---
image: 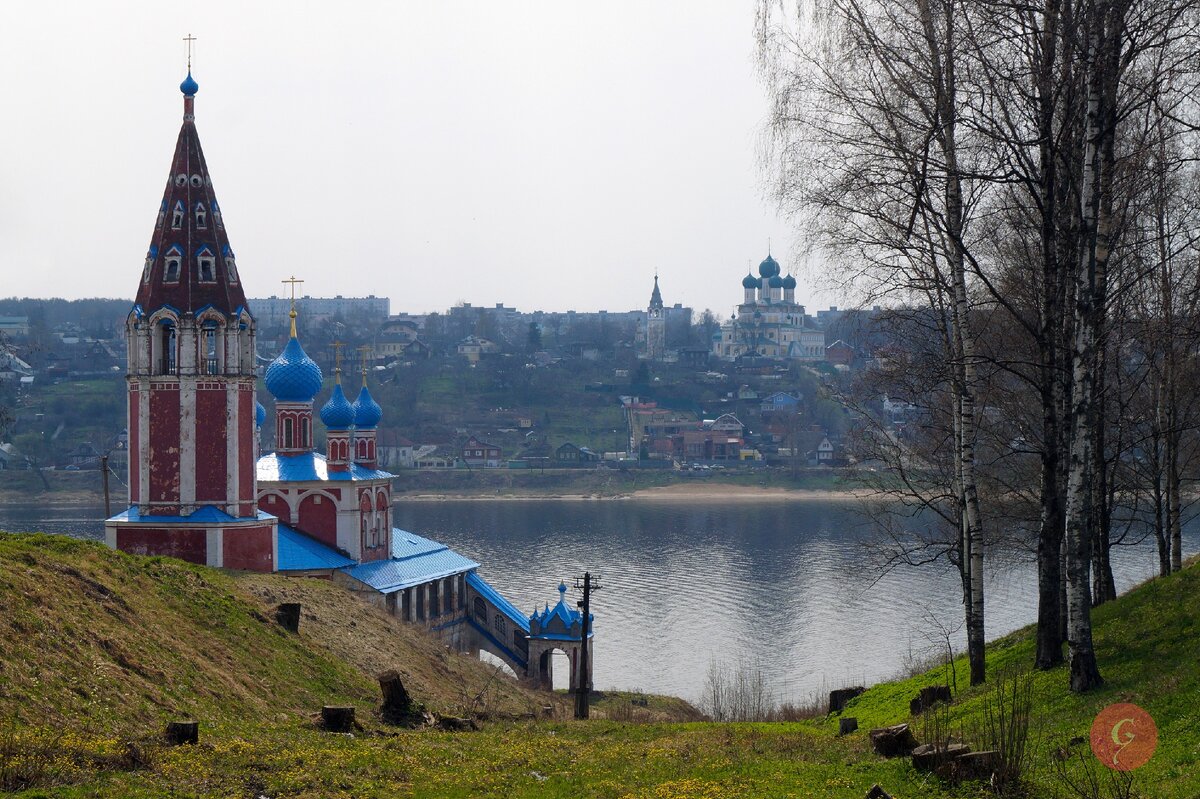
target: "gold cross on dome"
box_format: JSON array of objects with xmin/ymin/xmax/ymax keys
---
[
  {"xmin": 184, "ymin": 34, "xmax": 197, "ymax": 70},
  {"xmin": 358, "ymin": 346, "xmax": 372, "ymax": 379},
  {"xmin": 332, "ymin": 341, "xmax": 345, "ymax": 371},
  {"xmin": 282, "ymin": 276, "xmax": 304, "ymax": 336}
]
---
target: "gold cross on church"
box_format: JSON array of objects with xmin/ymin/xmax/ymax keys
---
[
  {"xmin": 331, "ymin": 341, "xmax": 345, "ymax": 377},
  {"xmin": 183, "ymin": 34, "xmax": 197, "ymax": 70},
  {"xmin": 282, "ymin": 276, "xmax": 304, "ymax": 336},
  {"xmin": 358, "ymin": 346, "xmax": 372, "ymax": 378}
]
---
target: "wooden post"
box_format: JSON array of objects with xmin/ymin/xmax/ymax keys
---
[
  {"xmin": 573, "ymin": 572, "xmax": 601, "ymax": 720},
  {"xmin": 165, "ymin": 720, "xmax": 199, "ymax": 745},
  {"xmin": 100, "ymin": 454, "xmax": 111, "ymax": 517}
]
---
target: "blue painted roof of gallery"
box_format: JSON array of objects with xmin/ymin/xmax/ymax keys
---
[
  {"xmin": 340, "ymin": 529, "xmax": 479, "ymax": 594},
  {"xmin": 466, "ymin": 572, "xmax": 531, "ymax": 633},
  {"xmin": 106, "ymin": 505, "xmax": 276, "ymax": 524},
  {"xmin": 257, "ymin": 451, "xmax": 394, "ymax": 482},
  {"xmin": 276, "ymin": 523, "xmax": 355, "ymax": 571}
]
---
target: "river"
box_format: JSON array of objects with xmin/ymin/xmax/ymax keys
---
[{"xmin": 1, "ymin": 497, "xmax": 1193, "ymax": 704}]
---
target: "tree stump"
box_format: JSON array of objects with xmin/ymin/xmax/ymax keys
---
[
  {"xmin": 910, "ymin": 685, "xmax": 952, "ymax": 715},
  {"xmin": 869, "ymin": 723, "xmax": 919, "ymax": 757},
  {"xmin": 864, "ymin": 785, "xmax": 894, "ymax": 799},
  {"xmin": 321, "ymin": 705, "xmax": 356, "ymax": 732},
  {"xmin": 953, "ymin": 750, "xmax": 1000, "ymax": 782},
  {"xmin": 378, "ymin": 669, "xmax": 412, "ymax": 722},
  {"xmin": 839, "ymin": 717, "xmax": 859, "ymax": 736},
  {"xmin": 165, "ymin": 720, "xmax": 199, "ymax": 746},
  {"xmin": 828, "ymin": 686, "xmax": 865, "ymax": 714},
  {"xmin": 276, "ymin": 602, "xmax": 301, "ymax": 633},
  {"xmin": 911, "ymin": 742, "xmax": 971, "ymax": 772}
]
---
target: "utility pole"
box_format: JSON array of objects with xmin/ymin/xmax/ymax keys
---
[
  {"xmin": 573, "ymin": 571, "xmax": 601, "ymax": 719},
  {"xmin": 100, "ymin": 454, "xmax": 111, "ymax": 517}
]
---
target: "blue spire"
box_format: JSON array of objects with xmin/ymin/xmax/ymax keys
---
[
  {"xmin": 264, "ymin": 335, "xmax": 323, "ymax": 403},
  {"xmin": 180, "ymin": 71, "xmax": 199, "ymax": 96},
  {"xmin": 320, "ymin": 382, "xmax": 356, "ymax": 430},
  {"xmin": 352, "ymin": 383, "xmax": 382, "ymax": 429}
]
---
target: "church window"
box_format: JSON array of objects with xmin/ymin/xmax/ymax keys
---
[
  {"xmin": 198, "ymin": 256, "xmax": 215, "ymax": 283},
  {"xmin": 494, "ymin": 614, "xmax": 506, "ymax": 635},
  {"xmin": 190, "ymin": 174, "xmax": 202, "ymax": 187},
  {"xmin": 142, "ymin": 255, "xmax": 153, "ymax": 284},
  {"xmin": 267, "ymin": 494, "xmax": 275, "ymax": 504},
  {"xmin": 300, "ymin": 417, "xmax": 310, "ymax": 448},
  {"xmin": 159, "ymin": 325, "xmax": 177, "ymax": 375},
  {"xmin": 283, "ymin": 417, "xmax": 294, "ymax": 449},
  {"xmin": 212, "ymin": 201, "xmax": 222, "ymax": 227},
  {"xmin": 313, "ymin": 495, "xmax": 321, "ymax": 504},
  {"xmin": 164, "ymin": 256, "xmax": 181, "ymax": 283},
  {"xmin": 195, "ymin": 203, "xmax": 207, "ymax": 228},
  {"xmin": 171, "ymin": 201, "xmax": 185, "ymax": 229},
  {"xmin": 473, "ymin": 597, "xmax": 486, "ymax": 623},
  {"xmin": 226, "ymin": 257, "xmax": 238, "ymax": 283},
  {"xmin": 202, "ymin": 325, "xmax": 218, "ymax": 374}
]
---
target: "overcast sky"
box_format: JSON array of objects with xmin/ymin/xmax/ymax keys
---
[{"xmin": 0, "ymin": 2, "xmax": 828, "ymax": 318}]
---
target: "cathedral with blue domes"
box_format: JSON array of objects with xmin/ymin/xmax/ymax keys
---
[
  {"xmin": 105, "ymin": 66, "xmax": 593, "ymax": 690},
  {"xmin": 711, "ymin": 254, "xmax": 825, "ymax": 361}
]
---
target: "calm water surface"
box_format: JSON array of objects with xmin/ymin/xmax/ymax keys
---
[{"xmin": 2, "ymin": 498, "xmax": 1194, "ymax": 704}]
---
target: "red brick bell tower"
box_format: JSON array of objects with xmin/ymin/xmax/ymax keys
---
[{"xmin": 105, "ymin": 68, "xmax": 277, "ymax": 571}]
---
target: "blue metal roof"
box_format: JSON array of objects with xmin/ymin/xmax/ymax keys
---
[
  {"xmin": 339, "ymin": 530, "xmax": 478, "ymax": 594},
  {"xmin": 106, "ymin": 505, "xmax": 275, "ymax": 524},
  {"xmin": 257, "ymin": 451, "xmax": 395, "ymax": 482},
  {"xmin": 277, "ymin": 523, "xmax": 355, "ymax": 571},
  {"xmin": 466, "ymin": 572, "xmax": 531, "ymax": 634}
]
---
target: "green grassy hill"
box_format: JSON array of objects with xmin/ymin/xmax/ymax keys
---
[{"xmin": 1, "ymin": 533, "xmax": 1196, "ymax": 798}]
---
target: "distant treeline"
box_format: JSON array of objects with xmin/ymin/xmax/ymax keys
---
[{"xmin": 0, "ymin": 298, "xmax": 132, "ymax": 338}]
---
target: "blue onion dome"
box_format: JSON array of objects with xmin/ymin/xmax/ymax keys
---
[
  {"xmin": 180, "ymin": 71, "xmax": 199, "ymax": 96},
  {"xmin": 769, "ymin": 275, "xmax": 785, "ymax": 288},
  {"xmin": 264, "ymin": 337, "xmax": 324, "ymax": 403},
  {"xmin": 742, "ymin": 273, "xmax": 759, "ymax": 289},
  {"xmin": 320, "ymin": 382, "xmax": 356, "ymax": 430},
  {"xmin": 353, "ymin": 384, "xmax": 383, "ymax": 429},
  {"xmin": 782, "ymin": 274, "xmax": 797, "ymax": 290},
  {"xmin": 758, "ymin": 254, "xmax": 780, "ymax": 277},
  {"xmin": 255, "ymin": 400, "xmax": 266, "ymax": 428}
]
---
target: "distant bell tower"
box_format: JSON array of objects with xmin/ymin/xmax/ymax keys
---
[
  {"xmin": 106, "ymin": 62, "xmax": 277, "ymax": 571},
  {"xmin": 645, "ymin": 274, "xmax": 666, "ymax": 361}
]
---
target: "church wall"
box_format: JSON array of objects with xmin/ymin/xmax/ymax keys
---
[
  {"xmin": 298, "ymin": 492, "xmax": 338, "ymax": 548},
  {"xmin": 194, "ymin": 385, "xmax": 228, "ymax": 502},
  {"xmin": 222, "ymin": 524, "xmax": 274, "ymax": 571},
  {"xmin": 116, "ymin": 526, "xmax": 205, "ymax": 564},
  {"xmin": 149, "ymin": 384, "xmax": 181, "ymax": 508},
  {"xmin": 238, "ymin": 385, "xmax": 255, "ymax": 515},
  {"xmin": 128, "ymin": 385, "xmax": 140, "ymax": 504}
]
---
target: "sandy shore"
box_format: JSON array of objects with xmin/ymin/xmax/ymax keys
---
[{"xmin": 392, "ymin": 483, "xmax": 869, "ymax": 502}]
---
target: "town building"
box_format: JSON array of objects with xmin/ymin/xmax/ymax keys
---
[
  {"xmin": 712, "ymin": 254, "xmax": 826, "ymax": 361},
  {"xmin": 103, "ymin": 69, "xmax": 588, "ymax": 687}
]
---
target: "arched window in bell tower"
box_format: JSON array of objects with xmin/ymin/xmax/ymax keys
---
[
  {"xmin": 202, "ymin": 322, "xmax": 219, "ymax": 375},
  {"xmin": 283, "ymin": 417, "xmax": 294, "ymax": 449},
  {"xmin": 300, "ymin": 417, "xmax": 310, "ymax": 449},
  {"xmin": 171, "ymin": 201, "xmax": 185, "ymax": 229},
  {"xmin": 159, "ymin": 323, "xmax": 177, "ymax": 375},
  {"xmin": 195, "ymin": 202, "xmax": 207, "ymax": 228}
]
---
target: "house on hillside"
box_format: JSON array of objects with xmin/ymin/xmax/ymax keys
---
[
  {"xmin": 377, "ymin": 430, "xmax": 415, "ymax": 469},
  {"xmin": 760, "ymin": 391, "xmax": 802, "ymax": 413},
  {"xmin": 555, "ymin": 442, "xmax": 600, "ymax": 464},
  {"xmin": 825, "ymin": 340, "xmax": 855, "ymax": 367},
  {"xmin": 457, "ymin": 336, "xmax": 500, "ymax": 364},
  {"xmin": 462, "ymin": 436, "xmax": 502, "ymax": 468}
]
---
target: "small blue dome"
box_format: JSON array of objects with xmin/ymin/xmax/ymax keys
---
[
  {"xmin": 742, "ymin": 273, "xmax": 759, "ymax": 289},
  {"xmin": 320, "ymin": 383, "xmax": 356, "ymax": 430},
  {"xmin": 180, "ymin": 71, "xmax": 199, "ymax": 96},
  {"xmin": 758, "ymin": 254, "xmax": 780, "ymax": 278},
  {"xmin": 769, "ymin": 275, "xmax": 784, "ymax": 288},
  {"xmin": 255, "ymin": 400, "xmax": 266, "ymax": 428},
  {"xmin": 264, "ymin": 337, "xmax": 323, "ymax": 403},
  {"xmin": 782, "ymin": 274, "xmax": 797, "ymax": 290},
  {"xmin": 353, "ymin": 384, "xmax": 383, "ymax": 429}
]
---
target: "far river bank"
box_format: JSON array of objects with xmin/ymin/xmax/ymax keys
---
[{"xmin": 0, "ymin": 466, "xmax": 866, "ymax": 505}]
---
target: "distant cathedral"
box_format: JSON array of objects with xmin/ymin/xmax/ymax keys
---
[{"xmin": 712, "ymin": 254, "xmax": 825, "ymax": 361}]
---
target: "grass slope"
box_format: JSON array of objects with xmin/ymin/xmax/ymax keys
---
[{"xmin": 1, "ymin": 534, "xmax": 1197, "ymax": 798}]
